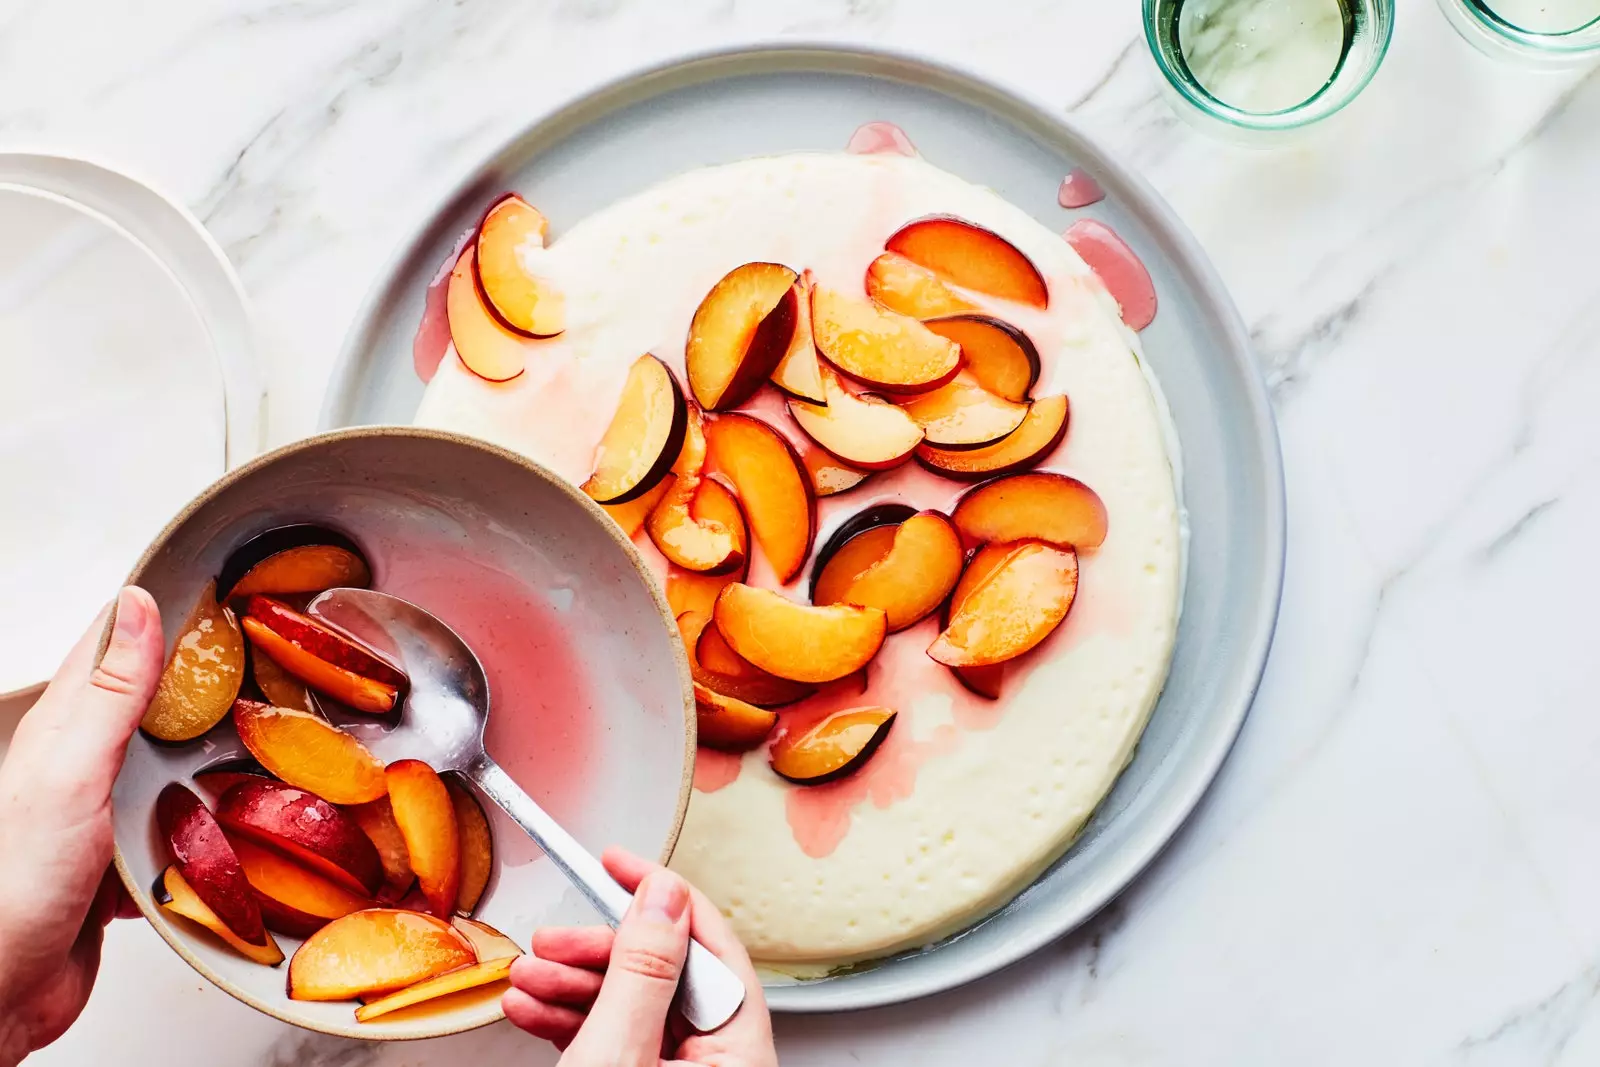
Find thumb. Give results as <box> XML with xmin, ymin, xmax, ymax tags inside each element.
<box><xmin>580</xmin><ymin>870</ymin><xmax>692</xmax><ymax>1061</ymax></box>
<box><xmin>79</xmin><ymin>586</ymin><xmax>164</xmax><ymax>757</ymax></box>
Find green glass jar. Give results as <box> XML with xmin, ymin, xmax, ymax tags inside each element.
<box><xmin>1436</xmin><ymin>0</ymin><xmax>1600</xmax><ymax>67</ymax></box>
<box><xmin>1144</xmin><ymin>0</ymin><xmax>1395</xmax><ymax>141</ymax></box>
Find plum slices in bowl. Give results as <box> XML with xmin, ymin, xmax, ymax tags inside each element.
<box><xmin>414</xmin><ymin>151</ymin><xmax>1183</xmax><ymax>969</ymax></box>
<box><xmin>137</xmin><ymin>526</ymin><xmax>518</xmax><ymax>1023</ymax></box>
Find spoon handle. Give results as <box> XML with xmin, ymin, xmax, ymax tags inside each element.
<box><xmin>466</xmin><ymin>755</ymin><xmax>747</xmax><ymax>1033</ymax></box>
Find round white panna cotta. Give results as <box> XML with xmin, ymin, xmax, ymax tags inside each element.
<box><xmin>415</xmin><ymin>152</ymin><xmax>1182</xmax><ymax>966</ymax></box>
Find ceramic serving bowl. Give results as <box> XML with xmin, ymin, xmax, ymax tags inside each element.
<box><xmin>110</xmin><ymin>426</ymin><xmax>695</xmax><ymax>1040</ymax></box>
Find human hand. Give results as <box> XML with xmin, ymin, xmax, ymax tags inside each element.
<box><xmin>504</xmin><ymin>848</ymin><xmax>778</xmax><ymax>1066</ymax></box>
<box><xmin>0</xmin><ymin>589</ymin><xmax>164</xmax><ymax>1066</ymax></box>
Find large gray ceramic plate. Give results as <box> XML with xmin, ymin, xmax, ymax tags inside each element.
<box><xmin>323</xmin><ymin>44</ymin><xmax>1284</xmax><ymax>1014</ymax></box>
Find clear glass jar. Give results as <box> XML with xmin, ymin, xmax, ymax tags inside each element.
<box><xmin>1144</xmin><ymin>0</ymin><xmax>1395</xmax><ymax>143</ymax></box>
<box><xmin>1436</xmin><ymin>0</ymin><xmax>1600</xmax><ymax>68</ymax></box>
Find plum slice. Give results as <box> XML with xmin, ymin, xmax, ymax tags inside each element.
<box><xmin>885</xmin><ymin>215</ymin><xmax>1049</xmax><ymax>309</ymax></box>
<box><xmin>927</xmin><ymin>541</ymin><xmax>1079</xmax><ymax>668</ymax></box>
<box><xmin>225</xmin><ymin>544</ymin><xmax>370</xmax><ymax>602</ymax></box>
<box><xmin>703</xmin><ymin>413</ymin><xmax>815</xmax><ymax>585</ymax></box>
<box><xmin>141</xmin><ymin>580</ymin><xmax>245</xmax><ymax>742</ymax></box>
<box><xmin>693</xmin><ymin>682</ymin><xmax>779</xmax><ymax>753</ymax></box>
<box><xmin>386</xmin><ymin>760</ymin><xmax>460</xmax><ymax>919</ymax></box>
<box><xmin>473</xmin><ymin>193</ymin><xmax>565</xmax><ymax>338</ymax></box>
<box><xmin>446</xmin><ymin>777</ymin><xmax>494</xmax><ymax>916</ymax></box>
<box><xmin>788</xmin><ymin>366</ymin><xmax>924</xmax><ymax>471</ymax></box>
<box><xmin>192</xmin><ymin>757</ymin><xmax>271</xmax><ymax>799</ymax></box>
<box><xmin>245</xmin><ymin>595</ymin><xmax>406</xmax><ymax>687</ymax></box>
<box><xmin>678</xmin><ymin>609</ymin><xmax>816</xmax><ymax>708</ymax></box>
<box><xmin>686</xmin><ymin>262</ymin><xmax>798</xmax><ymax>411</ymax></box>
<box><xmin>447</xmin><ymin>246</ymin><xmax>528</xmax><ymax>382</ymax></box>
<box><xmin>940</xmin><ymin>544</ymin><xmax>1016</xmax><ymax>699</ymax></box>
<box><xmin>156</xmin><ymin>782</ymin><xmax>265</xmax><ymax>945</ymax></box>
<box><xmin>807</xmin><ymin>502</ymin><xmax>919</xmax><ymax>601</ymax></box>
<box><xmin>217</xmin><ymin>525</ymin><xmax>366</xmax><ymax>602</ymax></box>
<box><xmin>581</xmin><ymin>353</ymin><xmax>689</xmax><ymax>505</ymax></box>
<box><xmin>286</xmin><ymin>909</ymin><xmax>476</xmax><ymax>1002</ymax></box>
<box><xmin>232</xmin><ymin>699</ymin><xmax>387</xmax><ymax>806</ymax></box>
<box><xmin>713</xmin><ymin>584</ymin><xmax>885</xmax><ymax>685</ymax></box>
<box><xmin>770</xmin><ymin>708</ymin><xmax>896</xmax><ymax>785</ymax></box>
<box><xmin>951</xmin><ymin>472</ymin><xmax>1108</xmax><ymax>551</ymax></box>
<box><xmin>898</xmin><ymin>374</ymin><xmax>1031</xmax><ymax>451</ymax></box>
<box><xmin>153</xmin><ymin>866</ymin><xmax>284</xmax><ymax>967</ymax></box>
<box><xmin>354</xmin><ymin>957</ymin><xmax>517</xmax><ymax>1022</ymax></box>
<box><xmin>228</xmin><ymin>834</ymin><xmax>373</xmax><ymax>939</ymax></box>
<box><xmin>665</xmin><ymin>478</ymin><xmax>751</xmax><ymax>620</ymax></box>
<box><xmin>217</xmin><ymin>776</ymin><xmax>385</xmax><ymax>895</ymax></box>
<box><xmin>243</xmin><ymin>619</ymin><xmax>399</xmax><ymax>715</ymax></box>
<box><xmin>250</xmin><ymin>643</ymin><xmax>316</xmax><ymax>713</ymax></box>
<box><xmin>645</xmin><ymin>405</ymin><xmax>746</xmax><ymax>574</ymax></box>
<box><xmin>822</xmin><ymin>511</ymin><xmax>964</xmax><ymax>632</ymax></box>
<box><xmin>769</xmin><ymin>271</ymin><xmax>826</xmax><ymax>403</ymax></box>
<box><xmin>813</xmin><ymin>503</ymin><xmax>917</xmax><ymax>565</ymax></box>
<box><xmin>922</xmin><ymin>315</ymin><xmax>1041</xmax><ymax>403</ymax></box>
<box><xmin>811</xmin><ymin>285</ymin><xmax>960</xmax><ymax>395</ymax></box>
<box><xmin>347</xmin><ymin>796</ymin><xmax>415</xmax><ymax>901</ymax></box>
<box><xmin>916</xmin><ymin>394</ymin><xmax>1069</xmax><ymax>481</ymax></box>
<box><xmin>452</xmin><ymin>916</ymin><xmax>522</xmax><ymax>961</ymax></box>
<box><xmin>799</xmin><ymin>443</ymin><xmax>871</xmax><ymax>498</ymax></box>
<box><xmin>677</xmin><ymin>610</ymin><xmax>805</xmax><ymax>709</ymax></box>
<box><xmin>864</xmin><ymin>252</ymin><xmax>977</xmax><ymax>319</ymax></box>
<box><xmin>810</xmin><ymin>523</ymin><xmax>899</xmax><ymax>610</ymax></box>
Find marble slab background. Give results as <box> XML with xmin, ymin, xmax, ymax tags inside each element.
<box><xmin>2</xmin><ymin>1</ymin><xmax>1598</xmax><ymax>1063</ymax></box>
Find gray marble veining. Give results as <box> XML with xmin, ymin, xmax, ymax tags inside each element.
<box><xmin>5</xmin><ymin>0</ymin><xmax>1600</xmax><ymax>1063</ymax></box>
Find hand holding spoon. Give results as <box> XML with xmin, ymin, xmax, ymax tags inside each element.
<box><xmin>307</xmin><ymin>587</ymin><xmax>746</xmax><ymax>1033</ymax></box>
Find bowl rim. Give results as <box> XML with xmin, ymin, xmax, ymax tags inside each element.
<box><xmin>108</xmin><ymin>424</ymin><xmax>697</xmax><ymax>1041</ymax></box>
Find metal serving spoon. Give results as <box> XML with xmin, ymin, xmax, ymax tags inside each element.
<box><xmin>307</xmin><ymin>587</ymin><xmax>746</xmax><ymax>1033</ymax></box>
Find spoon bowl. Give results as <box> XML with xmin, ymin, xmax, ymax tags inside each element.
<box><xmin>308</xmin><ymin>588</ymin><xmax>491</xmax><ymax>769</ymax></box>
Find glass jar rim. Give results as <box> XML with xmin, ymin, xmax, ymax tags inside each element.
<box><xmin>1453</xmin><ymin>0</ymin><xmax>1600</xmax><ymax>51</ymax></box>
<box><xmin>1143</xmin><ymin>0</ymin><xmax>1396</xmax><ymax>132</ymax></box>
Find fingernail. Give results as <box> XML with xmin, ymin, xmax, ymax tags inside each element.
<box><xmin>637</xmin><ymin>871</ymin><xmax>689</xmax><ymax>924</ymax></box>
<box><xmin>112</xmin><ymin>587</ymin><xmax>147</xmax><ymax>644</ymax></box>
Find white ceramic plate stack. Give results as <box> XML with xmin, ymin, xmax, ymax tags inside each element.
<box><xmin>0</xmin><ymin>153</ymin><xmax>261</xmax><ymax>698</ymax></box>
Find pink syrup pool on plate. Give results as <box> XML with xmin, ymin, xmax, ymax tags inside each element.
<box><xmin>413</xmin><ymin>227</ymin><xmax>480</xmax><ymax>383</ymax></box>
<box><xmin>846</xmin><ymin>121</ymin><xmax>918</xmax><ymax>157</ymax></box>
<box><xmin>1057</xmin><ymin>168</ymin><xmax>1106</xmax><ymax>209</ymax></box>
<box><xmin>1064</xmin><ymin>218</ymin><xmax>1158</xmax><ymax>331</ymax></box>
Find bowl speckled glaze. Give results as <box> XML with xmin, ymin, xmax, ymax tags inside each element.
<box><xmin>111</xmin><ymin>426</ymin><xmax>695</xmax><ymax>1040</ymax></box>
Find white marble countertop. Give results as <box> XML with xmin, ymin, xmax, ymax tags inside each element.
<box><xmin>5</xmin><ymin>1</ymin><xmax>1599</xmax><ymax>1063</ymax></box>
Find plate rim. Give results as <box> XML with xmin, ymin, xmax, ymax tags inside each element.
<box><xmin>321</xmin><ymin>40</ymin><xmax>1287</xmax><ymax>1014</ymax></box>
<box><xmin>0</xmin><ymin>150</ymin><xmax>264</xmax><ymax>698</ymax></box>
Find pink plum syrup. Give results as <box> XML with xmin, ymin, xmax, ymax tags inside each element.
<box><xmin>1057</xmin><ymin>168</ymin><xmax>1106</xmax><ymax>209</ymax></box>
<box><xmin>692</xmin><ymin>749</ymin><xmax>743</xmax><ymax>794</ymax></box>
<box><xmin>413</xmin><ymin>226</ymin><xmax>481</xmax><ymax>383</ymax></box>
<box><xmin>379</xmin><ymin>553</ymin><xmax>598</xmax><ymax>828</ymax></box>
<box><xmin>846</xmin><ymin>121</ymin><xmax>918</xmax><ymax>157</ymax></box>
<box><xmin>1064</xmin><ymin>218</ymin><xmax>1158</xmax><ymax>331</ymax></box>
